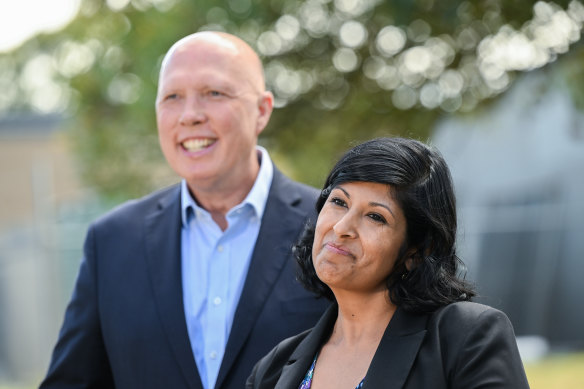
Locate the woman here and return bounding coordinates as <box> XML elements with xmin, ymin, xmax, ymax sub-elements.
<box><xmin>247</xmin><ymin>138</ymin><xmax>530</xmax><ymax>389</ymax></box>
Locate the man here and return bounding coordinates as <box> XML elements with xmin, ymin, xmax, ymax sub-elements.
<box><xmin>40</xmin><ymin>32</ymin><xmax>329</xmax><ymax>389</ymax></box>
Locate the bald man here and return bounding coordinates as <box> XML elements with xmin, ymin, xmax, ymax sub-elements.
<box><xmin>41</xmin><ymin>32</ymin><xmax>329</xmax><ymax>389</ymax></box>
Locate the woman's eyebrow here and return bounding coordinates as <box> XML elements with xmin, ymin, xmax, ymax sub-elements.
<box><xmin>369</xmin><ymin>201</ymin><xmax>395</xmax><ymax>218</ymax></box>
<box><xmin>335</xmin><ymin>186</ymin><xmax>396</xmax><ymax>218</ymax></box>
<box><xmin>336</xmin><ymin>186</ymin><xmax>350</xmax><ymax>198</ymax></box>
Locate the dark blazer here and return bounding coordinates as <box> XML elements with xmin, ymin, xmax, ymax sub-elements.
<box><xmin>247</xmin><ymin>302</ymin><xmax>530</xmax><ymax>389</ymax></box>
<box><xmin>40</xmin><ymin>167</ymin><xmax>330</xmax><ymax>389</ymax></box>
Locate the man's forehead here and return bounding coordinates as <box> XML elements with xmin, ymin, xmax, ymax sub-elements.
<box><xmin>163</xmin><ymin>33</ymin><xmax>241</xmax><ymax>68</ymax></box>
<box><xmin>159</xmin><ymin>32</ymin><xmax>265</xmax><ymax>92</ymax></box>
<box><xmin>158</xmin><ymin>56</ymin><xmax>258</xmax><ymax>95</ymax></box>
<box><xmin>161</xmin><ymin>68</ymin><xmax>237</xmax><ymax>89</ymax></box>
<box><xmin>176</xmin><ymin>34</ymin><xmax>238</xmax><ymax>54</ymax></box>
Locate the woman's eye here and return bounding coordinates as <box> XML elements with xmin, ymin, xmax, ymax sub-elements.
<box><xmin>165</xmin><ymin>93</ymin><xmax>178</xmax><ymax>101</ymax></box>
<box><xmin>208</xmin><ymin>90</ymin><xmax>223</xmax><ymax>97</ymax></box>
<box><xmin>330</xmin><ymin>197</ymin><xmax>347</xmax><ymax>207</ymax></box>
<box><xmin>367</xmin><ymin>213</ymin><xmax>387</xmax><ymax>224</ymax></box>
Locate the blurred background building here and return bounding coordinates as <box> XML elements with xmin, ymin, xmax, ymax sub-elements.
<box><xmin>0</xmin><ymin>0</ymin><xmax>583</xmax><ymax>387</ymax></box>
<box><xmin>0</xmin><ymin>114</ymin><xmax>105</xmax><ymax>384</ymax></box>
<box><xmin>434</xmin><ymin>68</ymin><xmax>584</xmax><ymax>351</ymax></box>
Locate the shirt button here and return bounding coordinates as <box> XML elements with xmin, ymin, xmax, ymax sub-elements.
<box><xmin>217</xmin><ymin>245</ymin><xmax>224</xmax><ymax>252</ymax></box>
<box><xmin>209</xmin><ymin>351</ymin><xmax>218</xmax><ymax>359</ymax></box>
<box><xmin>213</xmin><ymin>297</ymin><xmax>222</xmax><ymax>306</ymax></box>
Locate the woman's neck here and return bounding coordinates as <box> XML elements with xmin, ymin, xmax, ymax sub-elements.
<box><xmin>310</xmin><ymin>292</ymin><xmax>396</xmax><ymax>389</ymax></box>
<box><xmin>330</xmin><ymin>291</ymin><xmax>396</xmax><ymax>347</ymax></box>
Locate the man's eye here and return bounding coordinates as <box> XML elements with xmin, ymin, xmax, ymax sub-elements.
<box><xmin>165</xmin><ymin>93</ymin><xmax>178</xmax><ymax>100</ymax></box>
<box><xmin>208</xmin><ymin>90</ymin><xmax>224</xmax><ymax>97</ymax></box>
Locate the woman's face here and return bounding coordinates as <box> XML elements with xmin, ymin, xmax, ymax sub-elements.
<box><xmin>312</xmin><ymin>181</ymin><xmax>408</xmax><ymax>295</ymax></box>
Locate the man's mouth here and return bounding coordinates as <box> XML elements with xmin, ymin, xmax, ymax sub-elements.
<box><xmin>181</xmin><ymin>138</ymin><xmax>216</xmax><ymax>152</ymax></box>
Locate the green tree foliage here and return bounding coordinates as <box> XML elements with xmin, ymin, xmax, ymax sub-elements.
<box><xmin>1</xmin><ymin>0</ymin><xmax>582</xmax><ymax>198</ymax></box>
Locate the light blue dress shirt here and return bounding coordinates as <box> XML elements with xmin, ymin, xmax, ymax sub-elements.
<box><xmin>180</xmin><ymin>146</ymin><xmax>273</xmax><ymax>389</ymax></box>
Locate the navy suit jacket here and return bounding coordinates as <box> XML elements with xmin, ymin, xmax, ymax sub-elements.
<box><xmin>41</xmin><ymin>167</ymin><xmax>330</xmax><ymax>389</ymax></box>
<box><xmin>247</xmin><ymin>302</ymin><xmax>530</xmax><ymax>389</ymax></box>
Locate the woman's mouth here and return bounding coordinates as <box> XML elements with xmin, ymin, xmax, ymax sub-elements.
<box><xmin>325</xmin><ymin>242</ymin><xmax>354</xmax><ymax>258</ymax></box>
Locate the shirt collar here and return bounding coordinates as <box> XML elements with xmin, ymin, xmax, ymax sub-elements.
<box><xmin>180</xmin><ymin>146</ymin><xmax>273</xmax><ymax>227</ymax></box>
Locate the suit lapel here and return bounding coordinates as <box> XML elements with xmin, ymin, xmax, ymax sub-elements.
<box><xmin>144</xmin><ymin>186</ymin><xmax>202</xmax><ymax>389</ymax></box>
<box><xmin>216</xmin><ymin>169</ymin><xmax>310</xmax><ymax>387</ymax></box>
<box><xmin>274</xmin><ymin>306</ymin><xmax>428</xmax><ymax>389</ymax></box>
<box><xmin>275</xmin><ymin>305</ymin><xmax>338</xmax><ymax>388</ymax></box>
<box><xmin>363</xmin><ymin>308</ymin><xmax>428</xmax><ymax>389</ymax></box>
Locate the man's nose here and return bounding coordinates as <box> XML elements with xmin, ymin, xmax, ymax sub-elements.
<box><xmin>179</xmin><ymin>95</ymin><xmax>206</xmax><ymax>125</ymax></box>
<box><xmin>332</xmin><ymin>212</ymin><xmax>358</xmax><ymax>238</ymax></box>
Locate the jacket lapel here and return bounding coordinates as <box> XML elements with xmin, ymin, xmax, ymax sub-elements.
<box><xmin>363</xmin><ymin>308</ymin><xmax>428</xmax><ymax>389</ymax></box>
<box><xmin>275</xmin><ymin>305</ymin><xmax>338</xmax><ymax>388</ymax></box>
<box><xmin>144</xmin><ymin>186</ymin><xmax>202</xmax><ymax>389</ymax></box>
<box><xmin>216</xmin><ymin>169</ymin><xmax>311</xmax><ymax>387</ymax></box>
<box><xmin>274</xmin><ymin>305</ymin><xmax>428</xmax><ymax>389</ymax></box>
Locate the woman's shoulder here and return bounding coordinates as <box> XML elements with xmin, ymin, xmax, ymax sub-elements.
<box><xmin>266</xmin><ymin>327</ymin><xmax>313</xmax><ymax>361</ymax></box>
<box><xmin>426</xmin><ymin>301</ymin><xmax>516</xmax><ymax>348</ymax></box>
<box><xmin>431</xmin><ymin>301</ymin><xmax>511</xmax><ymax>325</ymax></box>
<box><xmin>247</xmin><ymin>328</ymin><xmax>313</xmax><ymax>389</ymax></box>
<box><xmin>419</xmin><ymin>303</ymin><xmax>529</xmax><ymax>387</ymax></box>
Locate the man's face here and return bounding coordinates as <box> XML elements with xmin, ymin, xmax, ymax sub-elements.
<box><xmin>155</xmin><ymin>38</ymin><xmax>272</xmax><ymax>192</ymax></box>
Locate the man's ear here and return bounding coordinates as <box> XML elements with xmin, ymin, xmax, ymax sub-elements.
<box><xmin>255</xmin><ymin>91</ymin><xmax>274</xmax><ymax>136</ymax></box>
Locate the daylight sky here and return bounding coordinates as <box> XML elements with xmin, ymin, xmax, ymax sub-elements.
<box><xmin>0</xmin><ymin>0</ymin><xmax>80</xmax><ymax>52</ymax></box>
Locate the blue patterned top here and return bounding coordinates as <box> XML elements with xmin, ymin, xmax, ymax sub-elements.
<box><xmin>298</xmin><ymin>353</ymin><xmax>364</xmax><ymax>389</ymax></box>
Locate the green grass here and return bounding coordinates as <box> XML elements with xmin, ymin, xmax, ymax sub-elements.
<box><xmin>525</xmin><ymin>352</ymin><xmax>584</xmax><ymax>389</ymax></box>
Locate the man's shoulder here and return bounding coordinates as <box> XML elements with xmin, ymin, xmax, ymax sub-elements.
<box><xmin>291</xmin><ymin>179</ymin><xmax>320</xmax><ymax>200</ymax></box>
<box><xmin>271</xmin><ymin>168</ymin><xmax>320</xmax><ymax>208</ymax></box>
<box><xmin>92</xmin><ymin>183</ymin><xmax>180</xmax><ymax>228</ymax></box>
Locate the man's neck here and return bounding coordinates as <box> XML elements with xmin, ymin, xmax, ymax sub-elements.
<box><xmin>187</xmin><ymin>160</ymin><xmax>260</xmax><ymax>231</ymax></box>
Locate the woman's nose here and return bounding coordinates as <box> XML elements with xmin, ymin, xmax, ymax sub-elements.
<box><xmin>332</xmin><ymin>212</ymin><xmax>357</xmax><ymax>238</ymax></box>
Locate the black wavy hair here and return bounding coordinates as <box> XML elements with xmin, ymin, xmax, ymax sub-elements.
<box><xmin>294</xmin><ymin>137</ymin><xmax>475</xmax><ymax>314</ymax></box>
